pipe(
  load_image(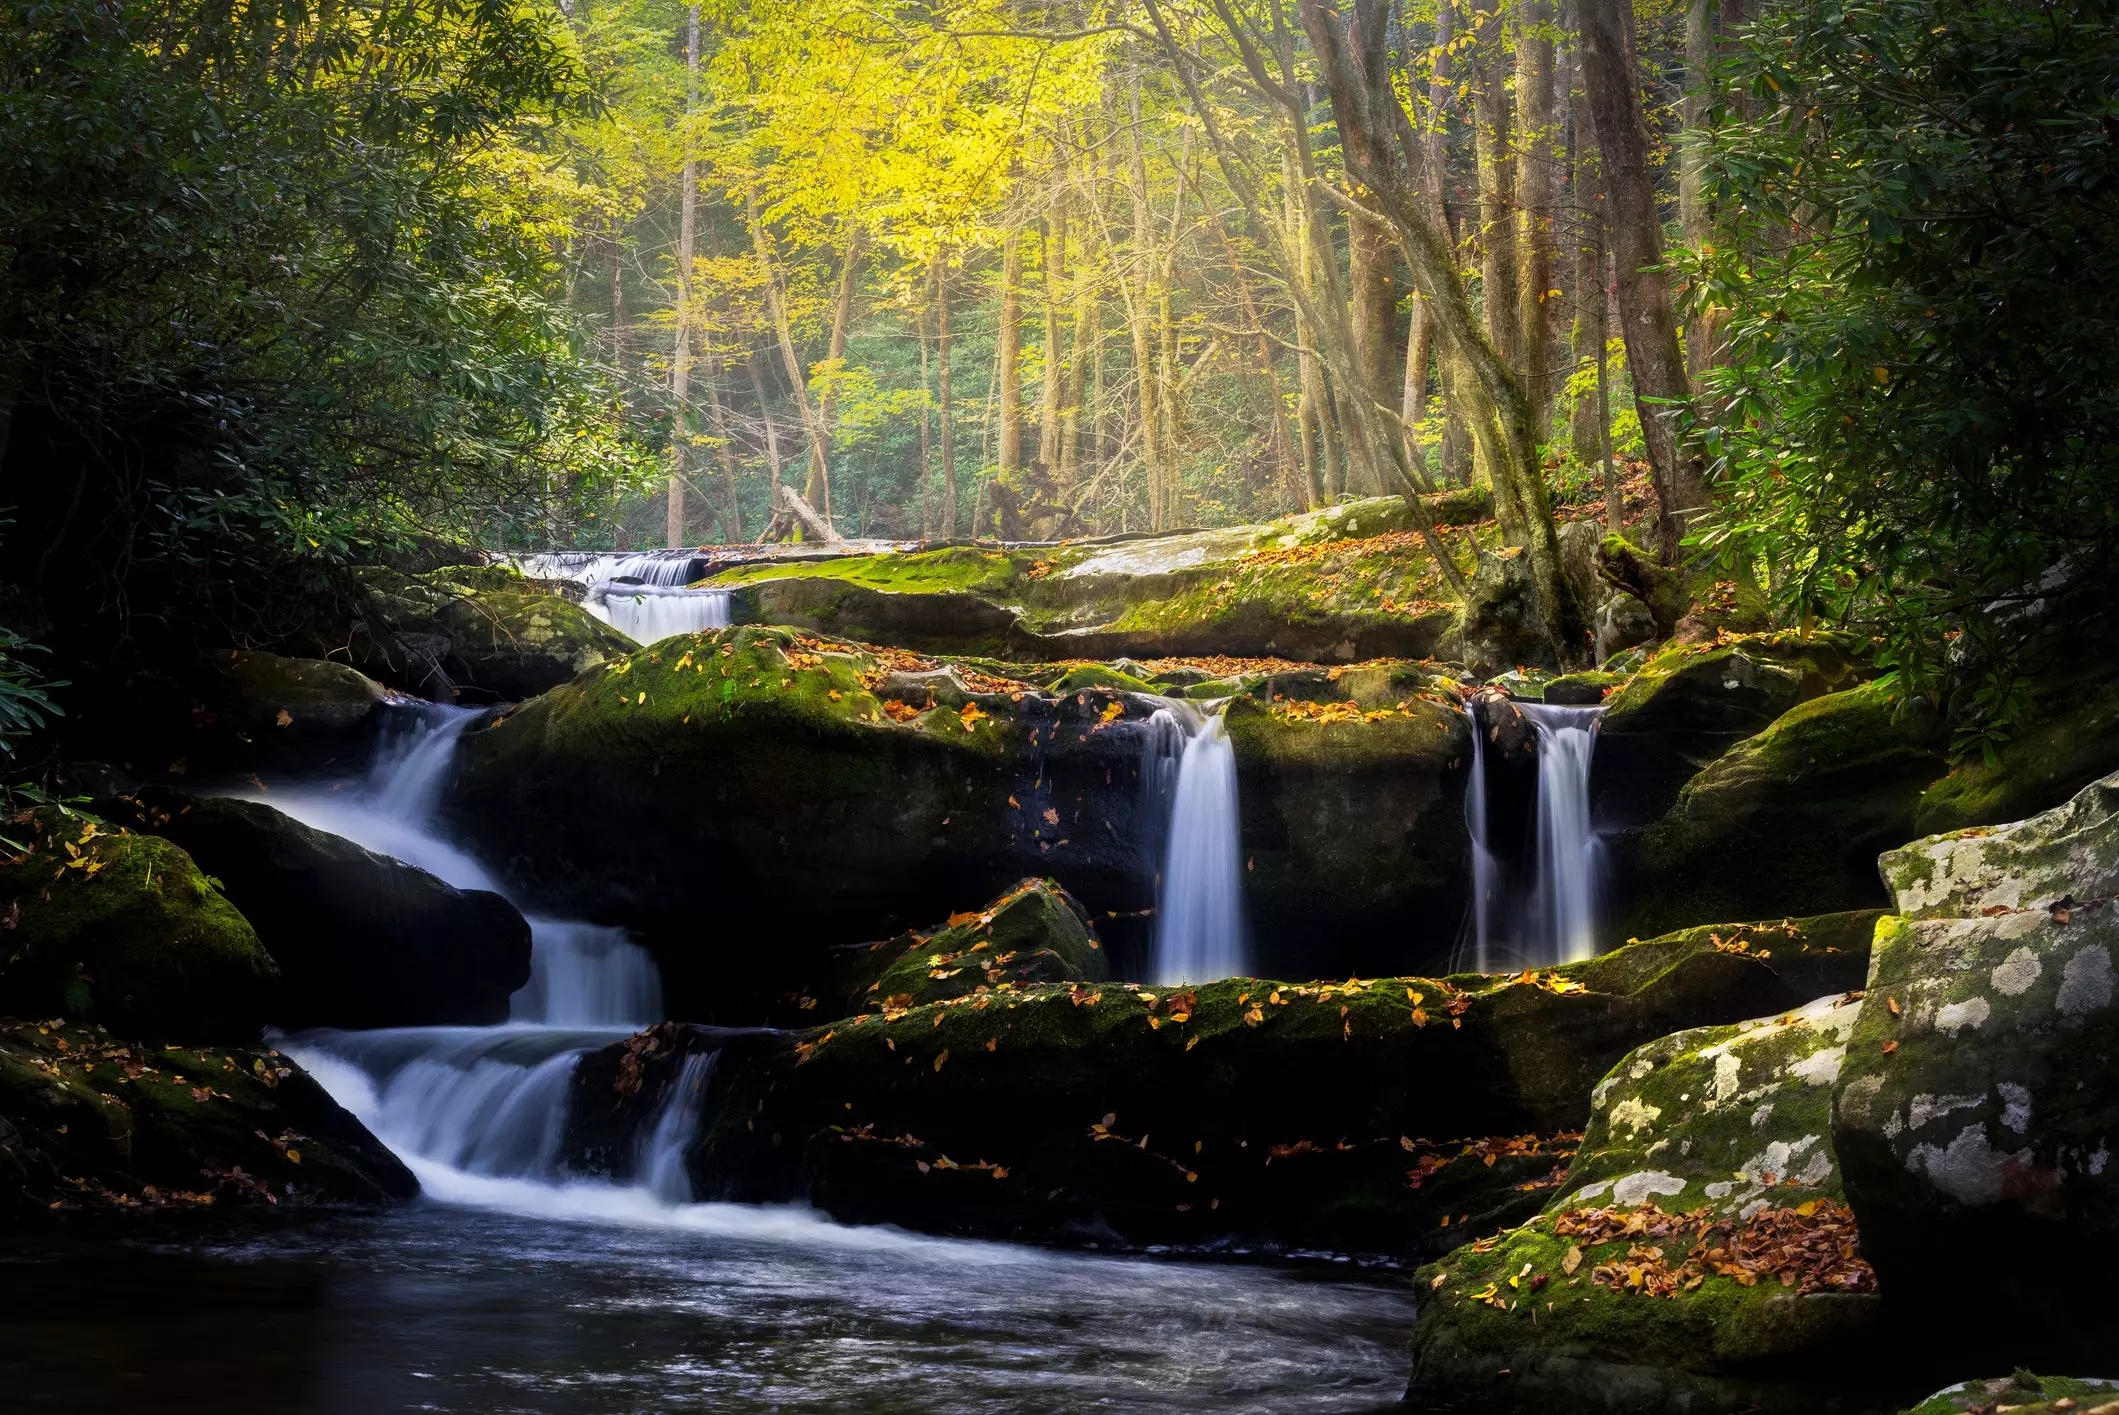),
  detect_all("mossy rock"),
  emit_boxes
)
[0,1016,414,1222]
[805,879,1107,1021]
[1545,669,1624,705]
[563,918,1869,1253]
[216,650,394,734]
[1405,994,1894,1415]
[1594,630,1869,829]
[1598,535,1689,634]
[451,627,1484,1005]
[121,792,532,1030]
[1903,1374,2119,1415]
[1044,663,1158,695]
[1613,679,1947,939]
[1835,774,2119,1369]
[0,815,278,1040]
[703,499,1463,665]
[341,564,633,701]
